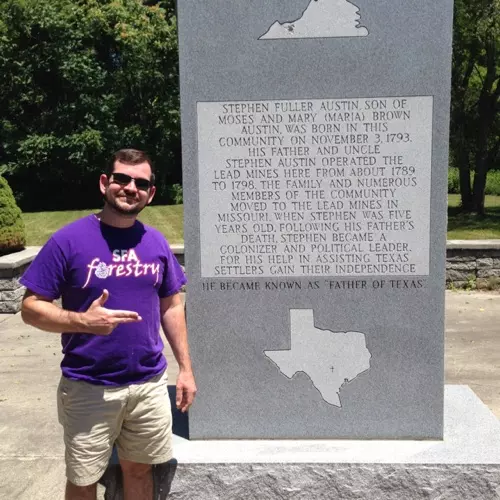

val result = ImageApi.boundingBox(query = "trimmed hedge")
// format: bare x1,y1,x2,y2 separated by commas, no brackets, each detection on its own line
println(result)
0,176,26,256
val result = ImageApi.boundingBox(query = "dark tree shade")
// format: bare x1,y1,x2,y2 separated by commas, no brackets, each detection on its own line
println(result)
0,0,181,210
451,0,500,214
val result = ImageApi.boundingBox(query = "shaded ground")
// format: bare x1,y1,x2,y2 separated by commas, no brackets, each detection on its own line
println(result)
448,194,500,239
0,290,499,499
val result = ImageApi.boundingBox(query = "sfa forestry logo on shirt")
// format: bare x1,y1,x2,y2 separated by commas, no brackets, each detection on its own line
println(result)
83,249,160,288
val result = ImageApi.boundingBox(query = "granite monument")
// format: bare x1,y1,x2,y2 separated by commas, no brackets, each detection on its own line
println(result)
178,0,452,440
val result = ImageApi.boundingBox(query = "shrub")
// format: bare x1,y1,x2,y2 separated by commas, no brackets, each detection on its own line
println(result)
487,277,500,290
0,176,26,256
448,167,460,194
485,170,500,196
167,183,183,205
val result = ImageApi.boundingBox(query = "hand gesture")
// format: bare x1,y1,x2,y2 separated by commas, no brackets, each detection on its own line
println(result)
80,289,142,335
176,370,197,413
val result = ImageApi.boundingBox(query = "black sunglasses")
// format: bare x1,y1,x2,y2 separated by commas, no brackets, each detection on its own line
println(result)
109,173,153,191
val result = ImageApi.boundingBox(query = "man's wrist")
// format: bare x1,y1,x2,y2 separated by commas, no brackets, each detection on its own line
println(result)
67,311,87,332
178,363,194,373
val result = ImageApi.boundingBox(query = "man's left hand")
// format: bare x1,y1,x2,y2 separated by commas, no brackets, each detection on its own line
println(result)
176,370,197,413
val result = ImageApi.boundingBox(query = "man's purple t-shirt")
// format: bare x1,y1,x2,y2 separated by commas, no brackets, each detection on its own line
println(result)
20,215,186,386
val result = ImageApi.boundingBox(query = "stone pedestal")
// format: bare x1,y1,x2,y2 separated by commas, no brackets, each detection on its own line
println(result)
167,386,500,499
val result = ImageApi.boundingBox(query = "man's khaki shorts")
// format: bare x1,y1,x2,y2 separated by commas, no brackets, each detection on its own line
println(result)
57,370,172,487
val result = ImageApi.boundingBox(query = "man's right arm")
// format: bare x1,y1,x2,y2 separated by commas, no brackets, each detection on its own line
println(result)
21,289,142,336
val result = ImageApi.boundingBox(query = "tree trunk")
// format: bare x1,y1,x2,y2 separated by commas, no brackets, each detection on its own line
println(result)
451,47,476,211
456,108,473,211
458,146,473,211
472,106,495,215
472,37,497,215
472,159,487,215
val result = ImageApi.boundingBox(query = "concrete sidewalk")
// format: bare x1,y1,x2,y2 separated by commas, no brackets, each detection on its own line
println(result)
1,290,499,499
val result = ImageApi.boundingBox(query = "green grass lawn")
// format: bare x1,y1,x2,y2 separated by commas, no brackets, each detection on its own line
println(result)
447,194,500,240
23,205,184,246
22,196,500,246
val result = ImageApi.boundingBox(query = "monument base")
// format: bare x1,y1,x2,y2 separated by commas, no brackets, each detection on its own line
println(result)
168,386,500,499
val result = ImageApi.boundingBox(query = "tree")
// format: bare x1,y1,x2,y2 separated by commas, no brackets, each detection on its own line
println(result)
451,0,500,214
0,176,26,256
0,0,181,210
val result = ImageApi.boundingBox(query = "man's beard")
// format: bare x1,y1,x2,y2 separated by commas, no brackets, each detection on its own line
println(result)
104,191,147,216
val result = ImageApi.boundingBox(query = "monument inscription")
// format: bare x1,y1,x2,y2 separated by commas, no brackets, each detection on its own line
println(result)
198,96,432,278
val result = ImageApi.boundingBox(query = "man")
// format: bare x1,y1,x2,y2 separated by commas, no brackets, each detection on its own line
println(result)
20,149,196,500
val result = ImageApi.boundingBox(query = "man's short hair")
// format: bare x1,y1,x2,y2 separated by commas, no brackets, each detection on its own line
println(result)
107,149,156,185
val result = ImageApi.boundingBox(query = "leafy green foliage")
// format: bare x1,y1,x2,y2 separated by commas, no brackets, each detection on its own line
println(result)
0,176,26,255
451,0,500,213
167,183,183,205
448,167,460,194
485,171,500,196
0,0,180,210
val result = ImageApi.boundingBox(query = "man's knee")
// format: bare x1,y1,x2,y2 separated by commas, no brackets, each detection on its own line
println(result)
65,480,97,500
120,459,152,479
